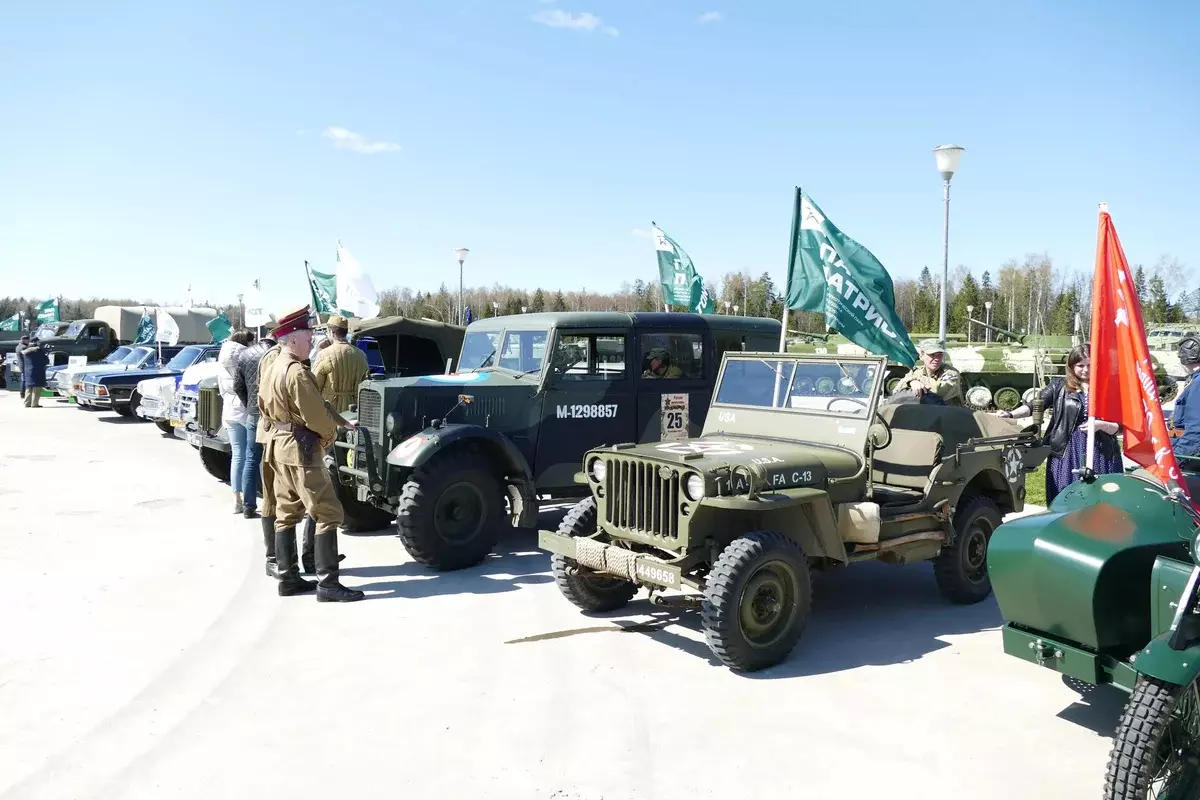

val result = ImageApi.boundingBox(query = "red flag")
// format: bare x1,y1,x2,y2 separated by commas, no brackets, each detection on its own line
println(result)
1089,205,1193,505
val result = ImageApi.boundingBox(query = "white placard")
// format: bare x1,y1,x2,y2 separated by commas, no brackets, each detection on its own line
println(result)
660,393,689,442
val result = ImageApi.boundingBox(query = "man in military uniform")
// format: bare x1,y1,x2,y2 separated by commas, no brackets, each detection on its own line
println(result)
898,339,964,406
643,347,683,379
258,305,364,602
312,314,368,413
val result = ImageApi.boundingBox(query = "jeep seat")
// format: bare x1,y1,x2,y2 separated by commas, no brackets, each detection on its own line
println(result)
870,427,943,492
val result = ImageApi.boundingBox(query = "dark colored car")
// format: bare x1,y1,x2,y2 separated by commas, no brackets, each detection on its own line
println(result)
77,344,220,416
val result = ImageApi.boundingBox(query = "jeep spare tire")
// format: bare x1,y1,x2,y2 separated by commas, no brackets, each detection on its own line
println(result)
396,446,506,571
550,497,638,612
199,445,231,484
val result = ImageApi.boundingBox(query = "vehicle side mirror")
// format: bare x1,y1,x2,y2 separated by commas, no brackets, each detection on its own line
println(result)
868,421,891,450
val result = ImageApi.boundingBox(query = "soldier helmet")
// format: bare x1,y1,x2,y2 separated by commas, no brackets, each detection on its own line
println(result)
917,338,947,355
274,305,312,338
1180,336,1200,367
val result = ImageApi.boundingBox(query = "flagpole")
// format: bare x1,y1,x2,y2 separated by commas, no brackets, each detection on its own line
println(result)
1085,202,1108,477
778,186,803,354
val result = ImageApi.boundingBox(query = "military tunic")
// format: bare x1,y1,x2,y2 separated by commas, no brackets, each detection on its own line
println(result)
255,345,283,517
312,340,368,414
259,350,345,530
898,362,965,406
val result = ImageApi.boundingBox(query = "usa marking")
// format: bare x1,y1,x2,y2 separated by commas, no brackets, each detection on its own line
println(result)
556,403,619,420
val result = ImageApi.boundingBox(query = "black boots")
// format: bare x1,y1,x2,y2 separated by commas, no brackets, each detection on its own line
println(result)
275,525,317,596
315,526,364,603
261,515,278,578
301,515,345,574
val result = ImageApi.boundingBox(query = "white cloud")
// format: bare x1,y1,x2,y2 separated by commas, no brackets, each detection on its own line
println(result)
320,126,401,155
697,11,723,23
532,9,618,36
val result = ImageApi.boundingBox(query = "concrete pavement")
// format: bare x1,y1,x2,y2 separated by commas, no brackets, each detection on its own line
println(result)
0,395,1122,799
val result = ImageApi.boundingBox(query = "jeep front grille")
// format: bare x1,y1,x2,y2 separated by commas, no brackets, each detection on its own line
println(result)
357,387,382,431
603,457,681,541
198,386,222,433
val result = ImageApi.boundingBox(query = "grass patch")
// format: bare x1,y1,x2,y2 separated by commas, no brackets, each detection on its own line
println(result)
1025,462,1047,507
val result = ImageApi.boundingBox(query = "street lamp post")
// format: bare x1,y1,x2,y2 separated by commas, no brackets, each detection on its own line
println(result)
966,304,974,344
236,293,244,329
984,300,993,343
724,300,730,315
454,248,469,326
732,304,739,315
933,144,965,343
492,301,498,318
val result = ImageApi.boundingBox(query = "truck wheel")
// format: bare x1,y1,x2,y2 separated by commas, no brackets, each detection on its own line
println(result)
550,497,638,612
396,446,506,571
155,420,173,435
327,457,393,533
1104,674,1199,799
933,493,1002,604
701,531,812,672
199,446,231,484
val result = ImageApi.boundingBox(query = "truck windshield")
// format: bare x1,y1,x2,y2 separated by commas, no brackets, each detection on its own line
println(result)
65,320,88,338
459,329,548,374
166,346,203,371
714,357,881,419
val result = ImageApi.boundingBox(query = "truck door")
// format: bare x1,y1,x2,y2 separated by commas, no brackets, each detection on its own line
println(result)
534,329,635,489
635,328,712,443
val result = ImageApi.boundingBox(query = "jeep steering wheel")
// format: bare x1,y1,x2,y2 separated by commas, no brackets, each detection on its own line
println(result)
825,396,868,412
823,397,894,450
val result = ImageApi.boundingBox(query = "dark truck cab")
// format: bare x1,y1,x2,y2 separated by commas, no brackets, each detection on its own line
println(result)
337,311,782,571
78,344,220,416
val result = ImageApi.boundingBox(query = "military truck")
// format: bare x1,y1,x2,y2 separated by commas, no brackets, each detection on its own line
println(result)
538,351,1051,672
337,312,782,570
39,307,218,365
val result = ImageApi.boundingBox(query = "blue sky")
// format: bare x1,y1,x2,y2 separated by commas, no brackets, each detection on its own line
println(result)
2,0,1197,311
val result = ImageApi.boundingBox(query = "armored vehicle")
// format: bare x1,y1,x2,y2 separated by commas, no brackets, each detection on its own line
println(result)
989,460,1200,798
338,312,781,570
538,351,1050,672
1147,323,1200,386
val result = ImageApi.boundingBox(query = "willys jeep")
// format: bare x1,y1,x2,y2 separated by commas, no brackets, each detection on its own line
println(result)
538,351,1051,672
988,458,1200,799
336,312,781,571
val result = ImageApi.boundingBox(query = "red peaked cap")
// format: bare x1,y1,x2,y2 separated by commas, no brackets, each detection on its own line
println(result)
273,305,312,338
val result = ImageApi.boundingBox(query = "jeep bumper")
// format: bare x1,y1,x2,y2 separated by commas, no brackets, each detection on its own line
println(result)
173,425,230,452
538,531,683,590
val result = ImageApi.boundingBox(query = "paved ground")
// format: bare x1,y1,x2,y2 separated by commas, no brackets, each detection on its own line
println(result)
0,394,1127,800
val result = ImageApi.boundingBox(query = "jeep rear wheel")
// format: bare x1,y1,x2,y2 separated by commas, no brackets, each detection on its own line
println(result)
702,531,812,672
550,497,638,612
933,493,1002,604
396,446,506,571
199,445,231,484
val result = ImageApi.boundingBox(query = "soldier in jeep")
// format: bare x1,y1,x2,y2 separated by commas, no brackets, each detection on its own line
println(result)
898,338,964,406
642,346,683,379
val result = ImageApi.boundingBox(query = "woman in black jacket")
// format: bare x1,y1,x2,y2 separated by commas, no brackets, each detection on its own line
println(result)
996,343,1123,503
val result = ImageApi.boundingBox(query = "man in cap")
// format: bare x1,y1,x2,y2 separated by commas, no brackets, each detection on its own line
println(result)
643,347,682,379
898,339,964,406
312,314,369,414
258,305,363,601
1170,336,1200,457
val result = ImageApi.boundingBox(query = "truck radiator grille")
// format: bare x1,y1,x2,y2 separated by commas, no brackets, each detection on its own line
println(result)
357,388,382,431
603,457,681,541
198,386,222,432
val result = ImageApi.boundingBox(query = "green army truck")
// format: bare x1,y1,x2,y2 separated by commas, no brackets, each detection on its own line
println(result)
336,312,782,571
539,351,1051,672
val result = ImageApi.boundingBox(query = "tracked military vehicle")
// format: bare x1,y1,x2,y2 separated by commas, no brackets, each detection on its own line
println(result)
539,351,1050,672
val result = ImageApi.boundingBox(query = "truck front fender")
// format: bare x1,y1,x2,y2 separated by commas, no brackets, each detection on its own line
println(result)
386,423,534,484
703,487,847,564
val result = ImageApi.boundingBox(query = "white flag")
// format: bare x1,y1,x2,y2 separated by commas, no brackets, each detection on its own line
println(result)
155,307,180,346
335,241,380,319
244,278,271,327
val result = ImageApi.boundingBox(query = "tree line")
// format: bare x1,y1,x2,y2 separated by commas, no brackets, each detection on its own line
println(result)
3,252,1196,338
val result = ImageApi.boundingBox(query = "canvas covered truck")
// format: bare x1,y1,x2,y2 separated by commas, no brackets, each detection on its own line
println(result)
539,351,1051,672
40,306,218,365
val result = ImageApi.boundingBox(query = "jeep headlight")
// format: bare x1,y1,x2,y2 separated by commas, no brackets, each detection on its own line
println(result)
684,473,705,501
385,412,397,435
589,457,606,482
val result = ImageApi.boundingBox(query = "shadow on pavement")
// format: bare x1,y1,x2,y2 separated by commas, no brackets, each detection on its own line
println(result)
1055,675,1125,738
529,560,1006,678
97,415,146,425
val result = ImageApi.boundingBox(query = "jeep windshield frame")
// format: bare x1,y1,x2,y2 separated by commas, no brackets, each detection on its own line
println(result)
706,351,890,456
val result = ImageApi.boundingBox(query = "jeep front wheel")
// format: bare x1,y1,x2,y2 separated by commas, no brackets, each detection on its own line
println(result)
701,531,812,672
155,419,174,435
199,446,231,484
550,497,638,612
396,446,506,571
933,493,1002,604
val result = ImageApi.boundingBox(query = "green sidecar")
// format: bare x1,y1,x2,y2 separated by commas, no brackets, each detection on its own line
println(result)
988,461,1200,799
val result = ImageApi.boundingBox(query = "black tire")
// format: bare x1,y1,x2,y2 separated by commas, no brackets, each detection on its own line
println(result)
199,445,231,484
933,493,1002,604
550,497,638,612
396,445,507,571
155,419,174,435
327,456,394,533
701,531,812,672
114,391,139,417
1104,675,1200,799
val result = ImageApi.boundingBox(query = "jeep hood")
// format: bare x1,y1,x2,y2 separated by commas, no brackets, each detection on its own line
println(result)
597,435,862,490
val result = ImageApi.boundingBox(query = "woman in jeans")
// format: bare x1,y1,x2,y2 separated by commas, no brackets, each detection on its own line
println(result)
996,343,1123,503
218,330,254,513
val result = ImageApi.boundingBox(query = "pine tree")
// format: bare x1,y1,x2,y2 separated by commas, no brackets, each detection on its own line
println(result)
551,291,568,312
952,273,982,335
530,288,547,313
1134,265,1147,306
1148,274,1169,324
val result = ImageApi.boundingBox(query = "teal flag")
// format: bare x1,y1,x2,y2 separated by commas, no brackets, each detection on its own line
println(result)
35,299,59,324
0,313,19,332
306,261,338,315
206,312,232,343
785,189,919,366
133,308,156,344
653,225,715,314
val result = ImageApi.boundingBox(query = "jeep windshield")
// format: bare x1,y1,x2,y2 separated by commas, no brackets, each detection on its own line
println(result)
713,356,881,419
458,328,548,375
